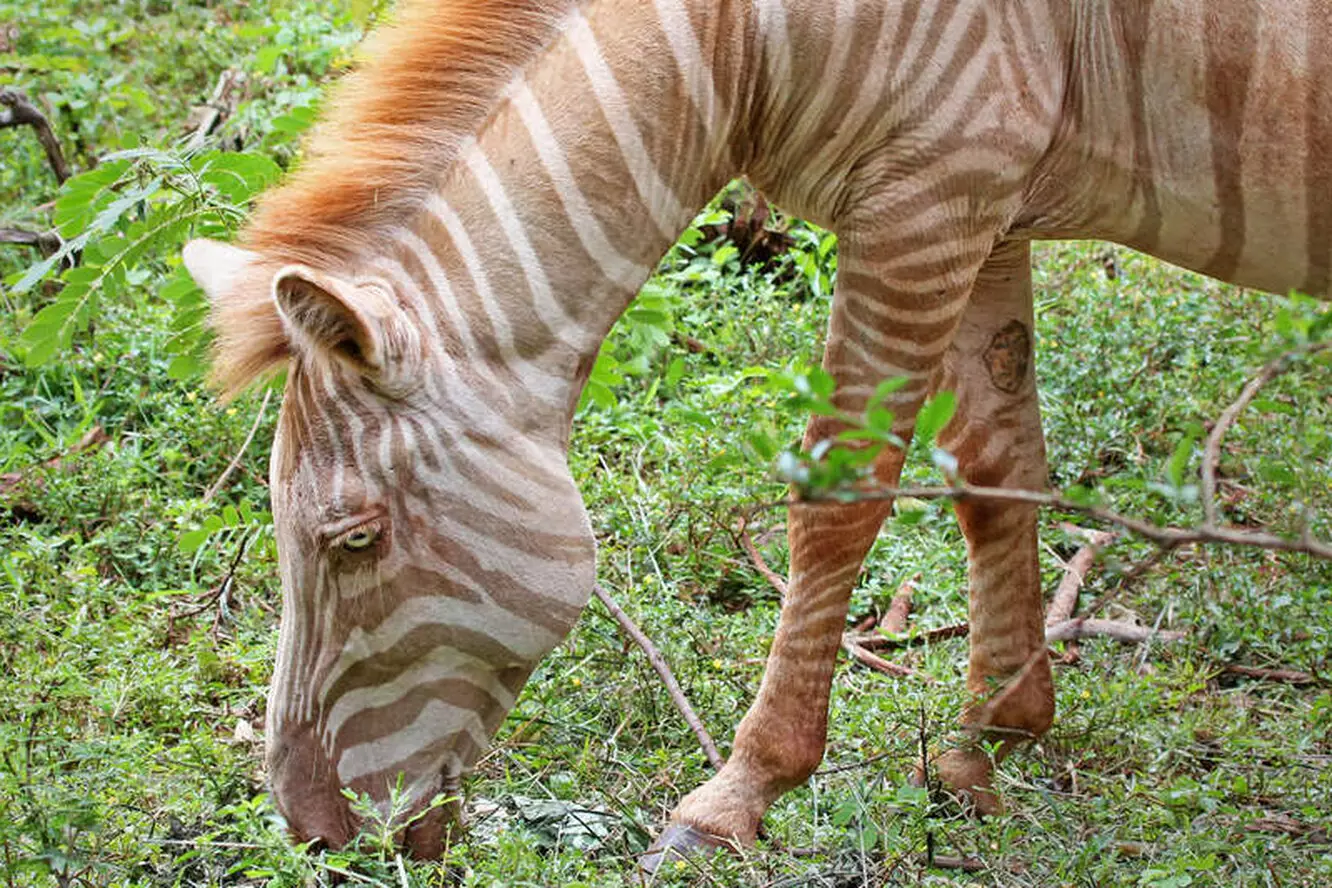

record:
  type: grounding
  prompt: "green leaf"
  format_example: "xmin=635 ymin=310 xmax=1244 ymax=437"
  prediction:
xmin=914 ymin=391 xmax=957 ymax=444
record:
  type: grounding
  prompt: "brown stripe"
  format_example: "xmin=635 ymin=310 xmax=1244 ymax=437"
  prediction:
xmin=1304 ymin=7 xmax=1332 ymax=295
xmin=1202 ymin=1 xmax=1260 ymax=280
xmin=1118 ymin=0 xmax=1163 ymax=249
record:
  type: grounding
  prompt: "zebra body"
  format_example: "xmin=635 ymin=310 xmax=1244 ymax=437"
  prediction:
xmin=182 ymin=0 xmax=1329 ymax=860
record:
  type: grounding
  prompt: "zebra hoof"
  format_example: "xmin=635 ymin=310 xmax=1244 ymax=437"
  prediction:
xmin=637 ymin=823 xmax=736 ymax=880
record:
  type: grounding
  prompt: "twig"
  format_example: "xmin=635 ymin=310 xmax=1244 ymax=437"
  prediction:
xmin=881 ymin=574 xmax=918 ymax=634
xmin=928 ymin=854 xmax=986 ymax=873
xmin=840 ymin=635 xmax=921 ymax=679
xmin=855 ymin=622 xmax=971 ymax=651
xmin=0 ymin=88 xmax=70 ymax=183
xmin=183 ymin=69 xmax=247 ymax=155
xmin=591 ymin=582 xmax=725 ymax=770
xmin=203 ymin=388 xmax=272 ymax=503
xmin=1219 ymin=664 xmax=1324 ymax=686
xmin=1202 ymin=340 xmax=1331 ymax=525
xmin=793 ymin=483 xmax=1331 ymax=560
xmin=1046 ymin=531 xmax=1115 ymax=627
xmin=0 ymin=227 xmax=59 ymax=254
xmin=1044 ymin=618 xmax=1186 ymax=645
xmin=737 ymin=515 xmax=788 ymax=597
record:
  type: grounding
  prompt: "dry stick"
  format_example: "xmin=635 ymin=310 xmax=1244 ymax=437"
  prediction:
xmin=1201 ymin=340 xmax=1331 ymax=526
xmin=1220 ymin=664 xmax=1323 ymax=686
xmin=736 ymin=516 xmax=788 ymax=597
xmin=202 ymin=388 xmax=273 ymax=503
xmin=183 ymin=69 xmax=246 ymax=155
xmin=591 ymin=582 xmax=725 ymax=771
xmin=881 ymin=574 xmax=918 ymax=635
xmin=1046 ymin=531 xmax=1116 ymax=627
xmin=0 ymin=227 xmax=59 ymax=253
xmin=841 ymin=635 xmax=921 ymax=679
xmin=1045 ymin=618 xmax=1186 ymax=645
xmin=0 ymin=88 xmax=71 ymax=183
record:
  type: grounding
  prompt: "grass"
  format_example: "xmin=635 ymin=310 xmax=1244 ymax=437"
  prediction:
xmin=2 ymin=2 xmax=1330 ymax=886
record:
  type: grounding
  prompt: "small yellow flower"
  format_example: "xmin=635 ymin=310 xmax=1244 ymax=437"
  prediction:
xmin=674 ymin=860 xmax=687 ymax=872
xmin=226 ymin=408 xmax=237 ymax=417
xmin=712 ymin=659 xmax=724 ymax=670
xmin=1080 ymin=689 xmax=1091 ymax=699
xmin=570 ymin=676 xmax=582 ymax=688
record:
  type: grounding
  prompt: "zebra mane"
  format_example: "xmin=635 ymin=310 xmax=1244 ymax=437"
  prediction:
xmin=211 ymin=0 xmax=574 ymax=396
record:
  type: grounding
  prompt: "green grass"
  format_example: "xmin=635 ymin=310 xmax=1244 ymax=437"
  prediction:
xmin=3 ymin=2 xmax=1331 ymax=886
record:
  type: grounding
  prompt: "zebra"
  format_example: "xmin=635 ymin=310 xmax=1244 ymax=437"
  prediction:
xmin=182 ymin=0 xmax=1330 ymax=866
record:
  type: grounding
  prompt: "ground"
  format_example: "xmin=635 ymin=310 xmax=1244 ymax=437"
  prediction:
xmin=1 ymin=2 xmax=1330 ymax=886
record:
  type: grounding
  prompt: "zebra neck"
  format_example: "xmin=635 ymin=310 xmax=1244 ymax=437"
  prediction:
xmin=379 ymin=0 xmax=745 ymax=437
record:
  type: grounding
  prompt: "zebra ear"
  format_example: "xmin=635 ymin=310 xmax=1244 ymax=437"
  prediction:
xmin=183 ymin=238 xmax=290 ymax=399
xmin=271 ymin=265 xmax=421 ymax=387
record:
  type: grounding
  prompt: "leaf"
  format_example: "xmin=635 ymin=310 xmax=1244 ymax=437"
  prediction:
xmin=914 ymin=391 xmax=957 ymax=445
xmin=1166 ymin=434 xmax=1195 ymax=489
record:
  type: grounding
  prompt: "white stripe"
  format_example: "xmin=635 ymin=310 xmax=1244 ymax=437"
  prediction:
xmin=755 ymin=0 xmax=792 ymax=86
xmin=336 ymin=700 xmax=487 ymax=784
xmin=462 ymin=141 xmax=597 ymax=342
xmin=510 ymin=80 xmax=652 ymax=291
xmin=320 ymin=597 xmax=561 ymax=704
xmin=650 ymin=0 xmax=722 ymax=138
xmin=566 ymin=11 xmax=688 ymax=239
xmin=323 ymin=646 xmax=517 ymax=745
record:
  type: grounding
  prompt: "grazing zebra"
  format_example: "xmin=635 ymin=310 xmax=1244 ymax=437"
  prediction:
xmin=182 ymin=0 xmax=1330 ymax=866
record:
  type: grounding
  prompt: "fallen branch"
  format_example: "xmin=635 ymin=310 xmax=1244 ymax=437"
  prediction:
xmin=1202 ymin=340 xmax=1330 ymax=526
xmin=591 ymin=582 xmax=725 ymax=770
xmin=1046 ymin=531 xmax=1116 ymax=627
xmin=0 ymin=88 xmax=70 ymax=183
xmin=1044 ymin=618 xmax=1185 ymax=645
xmin=840 ymin=635 xmax=921 ymax=680
xmin=1219 ymin=664 xmax=1323 ymax=686
xmin=881 ymin=574 xmax=918 ymax=634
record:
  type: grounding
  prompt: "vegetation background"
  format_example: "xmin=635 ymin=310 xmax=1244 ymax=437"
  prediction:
xmin=1 ymin=1 xmax=1329 ymax=885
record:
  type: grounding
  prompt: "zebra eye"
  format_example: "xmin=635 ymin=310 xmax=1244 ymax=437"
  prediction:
xmin=341 ymin=527 xmax=379 ymax=552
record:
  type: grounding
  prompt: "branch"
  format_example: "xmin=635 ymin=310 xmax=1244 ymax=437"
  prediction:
xmin=0 ymin=227 xmax=59 ymax=255
xmin=1201 ymin=340 xmax=1331 ymax=525
xmin=1046 ymin=531 xmax=1115 ymax=627
xmin=840 ymin=635 xmax=922 ymax=679
xmin=183 ymin=69 xmax=247 ymax=155
xmin=1044 ymin=618 xmax=1186 ymax=645
xmin=797 ymin=484 xmax=1331 ymax=560
xmin=736 ymin=516 xmax=787 ymax=597
xmin=591 ymin=582 xmax=725 ymax=770
xmin=203 ymin=388 xmax=273 ymax=503
xmin=0 ymin=88 xmax=71 ymax=183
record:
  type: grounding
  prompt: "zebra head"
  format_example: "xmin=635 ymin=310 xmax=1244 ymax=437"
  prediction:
xmin=183 ymin=238 xmax=597 ymax=856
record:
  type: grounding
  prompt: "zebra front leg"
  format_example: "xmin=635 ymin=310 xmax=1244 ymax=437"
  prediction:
xmin=923 ymin=240 xmax=1054 ymax=814
xmin=642 ymin=241 xmax=985 ymax=872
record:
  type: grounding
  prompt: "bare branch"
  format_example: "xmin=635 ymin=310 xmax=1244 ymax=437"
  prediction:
xmin=881 ymin=574 xmax=918 ymax=635
xmin=1220 ymin=663 xmax=1325 ymax=686
xmin=1046 ymin=531 xmax=1115 ymax=627
xmin=591 ymin=582 xmax=725 ymax=770
xmin=0 ymin=88 xmax=71 ymax=183
xmin=1202 ymin=340 xmax=1331 ymax=525
xmin=1045 ymin=618 xmax=1186 ymax=645
xmin=795 ymin=483 xmax=1332 ymax=560
xmin=0 ymin=227 xmax=59 ymax=254
xmin=737 ymin=515 xmax=788 ymax=597
xmin=840 ymin=634 xmax=922 ymax=679
xmin=183 ymin=69 xmax=247 ymax=155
